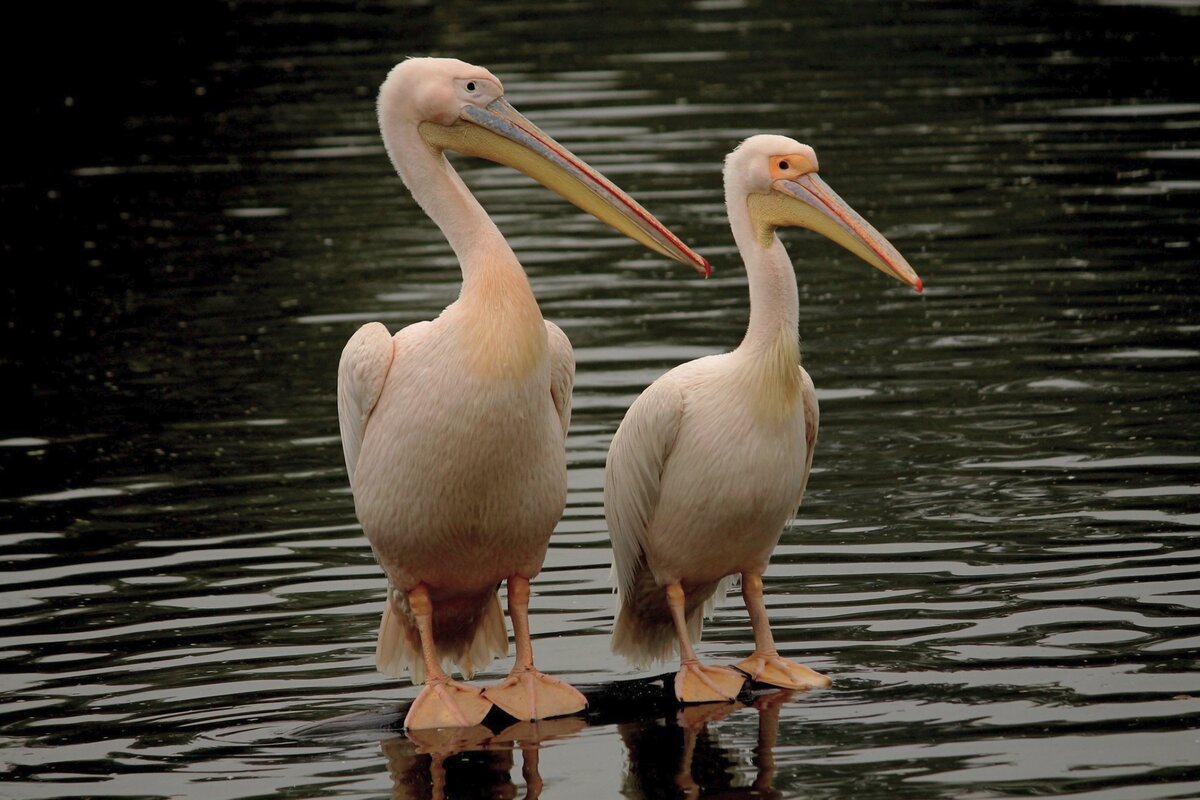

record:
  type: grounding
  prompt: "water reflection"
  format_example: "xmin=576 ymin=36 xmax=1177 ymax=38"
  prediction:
xmin=378 ymin=693 xmax=794 ymax=800
xmin=619 ymin=694 xmax=792 ymax=800
xmin=385 ymin=717 xmax=585 ymax=800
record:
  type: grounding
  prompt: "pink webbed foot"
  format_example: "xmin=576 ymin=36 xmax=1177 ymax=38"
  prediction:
xmin=483 ymin=667 xmax=587 ymax=721
xmin=674 ymin=660 xmax=746 ymax=704
xmin=404 ymin=678 xmax=494 ymax=730
xmin=735 ymin=651 xmax=831 ymax=690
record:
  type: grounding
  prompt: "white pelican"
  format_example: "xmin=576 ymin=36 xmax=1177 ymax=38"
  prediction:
xmin=338 ymin=58 xmax=709 ymax=730
xmin=605 ymin=135 xmax=922 ymax=703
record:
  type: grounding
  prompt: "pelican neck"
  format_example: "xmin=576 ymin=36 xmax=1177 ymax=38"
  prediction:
xmin=726 ymin=191 xmax=801 ymax=361
xmin=384 ymin=120 xmax=522 ymax=285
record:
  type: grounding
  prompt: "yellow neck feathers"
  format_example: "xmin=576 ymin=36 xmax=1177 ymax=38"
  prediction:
xmin=459 ymin=265 xmax=547 ymax=381
xmin=747 ymin=326 xmax=802 ymax=420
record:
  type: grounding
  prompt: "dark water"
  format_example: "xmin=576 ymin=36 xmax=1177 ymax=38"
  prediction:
xmin=4 ymin=1 xmax=1200 ymax=797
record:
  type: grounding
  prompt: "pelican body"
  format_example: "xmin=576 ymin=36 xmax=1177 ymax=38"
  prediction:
xmin=339 ymin=58 xmax=708 ymax=729
xmin=605 ymin=135 xmax=922 ymax=702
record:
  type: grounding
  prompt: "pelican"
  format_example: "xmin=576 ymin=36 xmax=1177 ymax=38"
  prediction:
xmin=605 ymin=135 xmax=922 ymax=703
xmin=339 ymin=58 xmax=709 ymax=730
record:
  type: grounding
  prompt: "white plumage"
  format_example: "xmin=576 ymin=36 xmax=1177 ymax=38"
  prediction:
xmin=338 ymin=57 xmax=708 ymax=729
xmin=605 ymin=135 xmax=923 ymax=703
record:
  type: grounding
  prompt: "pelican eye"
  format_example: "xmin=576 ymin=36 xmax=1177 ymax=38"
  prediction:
xmin=778 ymin=159 xmax=790 ymax=171
xmin=466 ymin=81 xmax=477 ymax=92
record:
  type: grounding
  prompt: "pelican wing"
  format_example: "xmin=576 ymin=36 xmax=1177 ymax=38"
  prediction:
xmin=336 ymin=322 xmax=396 ymax=486
xmin=794 ymin=366 xmax=820 ymax=511
xmin=604 ymin=376 xmax=685 ymax=601
xmin=545 ymin=320 xmax=575 ymax=437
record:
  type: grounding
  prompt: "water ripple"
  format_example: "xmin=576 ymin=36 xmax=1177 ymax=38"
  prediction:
xmin=4 ymin=1 xmax=1200 ymax=798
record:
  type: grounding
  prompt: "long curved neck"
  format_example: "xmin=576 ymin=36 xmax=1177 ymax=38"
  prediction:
xmin=382 ymin=117 xmax=546 ymax=380
xmin=726 ymin=186 xmax=801 ymax=362
xmin=384 ymin=120 xmax=527 ymax=297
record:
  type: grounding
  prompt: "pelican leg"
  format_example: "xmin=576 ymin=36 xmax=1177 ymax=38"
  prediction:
xmin=734 ymin=574 xmax=831 ymax=690
xmin=403 ymin=584 xmax=494 ymax=730
xmin=668 ymin=582 xmax=745 ymax=704
xmin=483 ymin=576 xmax=587 ymax=721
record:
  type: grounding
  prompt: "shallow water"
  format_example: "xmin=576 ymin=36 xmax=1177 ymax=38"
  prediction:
xmin=4 ymin=1 xmax=1200 ymax=798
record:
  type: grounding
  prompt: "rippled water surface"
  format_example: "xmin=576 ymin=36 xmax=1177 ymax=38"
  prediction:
xmin=5 ymin=1 xmax=1200 ymax=798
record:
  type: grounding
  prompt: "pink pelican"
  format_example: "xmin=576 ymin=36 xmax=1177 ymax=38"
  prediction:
xmin=605 ymin=134 xmax=922 ymax=703
xmin=338 ymin=58 xmax=709 ymax=729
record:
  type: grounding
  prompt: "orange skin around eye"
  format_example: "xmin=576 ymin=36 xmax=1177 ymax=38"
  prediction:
xmin=768 ymin=152 xmax=819 ymax=181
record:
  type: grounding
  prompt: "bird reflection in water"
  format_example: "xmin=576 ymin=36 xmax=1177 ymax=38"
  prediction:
xmin=382 ymin=716 xmax=583 ymax=800
xmin=618 ymin=691 xmax=791 ymax=800
xmin=378 ymin=689 xmax=792 ymax=800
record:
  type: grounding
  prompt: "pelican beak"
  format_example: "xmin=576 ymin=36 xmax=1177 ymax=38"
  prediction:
xmin=760 ymin=173 xmax=923 ymax=292
xmin=418 ymin=97 xmax=711 ymax=277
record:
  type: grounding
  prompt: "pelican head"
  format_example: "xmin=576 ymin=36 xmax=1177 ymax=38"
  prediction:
xmin=378 ymin=58 xmax=710 ymax=276
xmin=728 ymin=134 xmax=922 ymax=292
